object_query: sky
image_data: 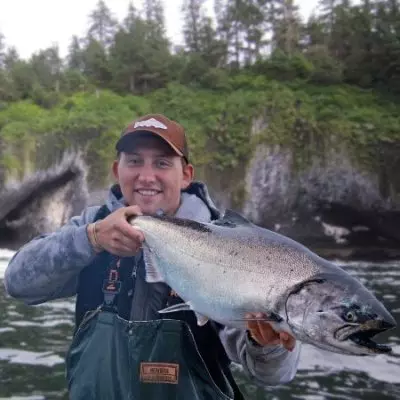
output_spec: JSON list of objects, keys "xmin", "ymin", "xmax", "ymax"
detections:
[{"xmin": 0, "ymin": 0, "xmax": 319, "ymax": 60}]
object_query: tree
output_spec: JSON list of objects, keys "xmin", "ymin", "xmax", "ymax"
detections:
[
  {"xmin": 3, "ymin": 46, "xmax": 19, "ymax": 71},
  {"xmin": 326, "ymin": 0, "xmax": 352, "ymax": 60},
  {"xmin": 142, "ymin": 0, "xmax": 166, "ymax": 38},
  {"xmin": 30, "ymin": 45, "xmax": 63, "ymax": 91},
  {"xmin": 318, "ymin": 0, "xmax": 341, "ymax": 40},
  {"xmin": 303, "ymin": 13, "xmax": 326, "ymax": 48},
  {"xmin": 123, "ymin": 1, "xmax": 137, "ymax": 30},
  {"xmin": 8, "ymin": 60, "xmax": 37, "ymax": 99},
  {"xmin": 67, "ymin": 35, "xmax": 84, "ymax": 71},
  {"xmin": 0, "ymin": 32, "xmax": 5, "ymax": 68},
  {"xmin": 273, "ymin": 0, "xmax": 302, "ymax": 55},
  {"xmin": 216, "ymin": 0, "xmax": 263, "ymax": 66},
  {"xmin": 182, "ymin": 0, "xmax": 206, "ymax": 53},
  {"xmin": 82, "ymin": 37, "xmax": 112, "ymax": 87},
  {"xmin": 109, "ymin": 1, "xmax": 172, "ymax": 94},
  {"xmin": 370, "ymin": 0, "xmax": 400, "ymax": 91},
  {"xmin": 87, "ymin": 0, "xmax": 118, "ymax": 50}
]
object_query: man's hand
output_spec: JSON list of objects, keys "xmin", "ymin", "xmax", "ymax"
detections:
[
  {"xmin": 246, "ymin": 312, "xmax": 296, "ymax": 352},
  {"xmin": 89, "ymin": 206, "xmax": 145, "ymax": 257}
]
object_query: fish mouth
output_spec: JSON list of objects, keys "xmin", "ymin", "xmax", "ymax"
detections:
[
  {"xmin": 347, "ymin": 329, "xmax": 392, "ymax": 353},
  {"xmin": 336, "ymin": 321, "xmax": 395, "ymax": 354}
]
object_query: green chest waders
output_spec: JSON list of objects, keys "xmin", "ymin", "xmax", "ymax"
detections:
[{"xmin": 65, "ymin": 257, "xmax": 236, "ymax": 400}]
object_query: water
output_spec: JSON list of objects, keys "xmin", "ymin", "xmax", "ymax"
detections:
[{"xmin": 1, "ymin": 251, "xmax": 399, "ymax": 400}]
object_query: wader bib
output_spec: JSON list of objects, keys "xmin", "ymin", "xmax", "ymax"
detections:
[{"xmin": 65, "ymin": 207, "xmax": 241, "ymax": 400}]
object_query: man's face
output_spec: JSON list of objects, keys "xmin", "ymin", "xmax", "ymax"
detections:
[{"xmin": 112, "ymin": 135, "xmax": 193, "ymax": 216}]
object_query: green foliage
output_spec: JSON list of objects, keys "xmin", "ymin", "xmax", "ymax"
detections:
[
  {"xmin": 305, "ymin": 45, "xmax": 344, "ymax": 84},
  {"xmin": 0, "ymin": 90, "xmax": 151, "ymax": 185},
  {"xmin": 253, "ymin": 50, "xmax": 315, "ymax": 81},
  {"xmin": 0, "ymin": 0, "xmax": 400, "ymax": 190},
  {"xmin": 0, "ymin": 73, "xmax": 399, "ymax": 189}
]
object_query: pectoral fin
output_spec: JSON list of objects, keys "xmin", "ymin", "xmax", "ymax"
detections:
[
  {"xmin": 230, "ymin": 311, "xmax": 284, "ymax": 323},
  {"xmin": 194, "ymin": 312, "xmax": 209, "ymax": 326},
  {"xmin": 158, "ymin": 302, "xmax": 209, "ymax": 326},
  {"xmin": 158, "ymin": 302, "xmax": 193, "ymax": 314}
]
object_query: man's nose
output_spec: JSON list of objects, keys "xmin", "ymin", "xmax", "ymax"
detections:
[{"xmin": 137, "ymin": 165, "xmax": 156, "ymax": 182}]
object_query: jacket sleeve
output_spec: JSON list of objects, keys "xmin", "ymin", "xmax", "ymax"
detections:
[
  {"xmin": 218, "ymin": 326, "xmax": 301, "ymax": 386},
  {"xmin": 3, "ymin": 206, "xmax": 101, "ymax": 305}
]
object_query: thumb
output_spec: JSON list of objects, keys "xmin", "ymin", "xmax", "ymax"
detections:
[{"xmin": 124, "ymin": 205, "xmax": 143, "ymax": 218}]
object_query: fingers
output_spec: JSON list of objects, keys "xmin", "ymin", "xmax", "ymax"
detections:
[
  {"xmin": 279, "ymin": 331, "xmax": 296, "ymax": 352},
  {"xmin": 117, "ymin": 220, "xmax": 145, "ymax": 243},
  {"xmin": 119, "ymin": 205, "xmax": 145, "ymax": 241},
  {"xmin": 111, "ymin": 222, "xmax": 144, "ymax": 256},
  {"xmin": 95, "ymin": 206, "xmax": 145, "ymax": 257},
  {"xmin": 246, "ymin": 312, "xmax": 296, "ymax": 351},
  {"xmin": 246, "ymin": 312, "xmax": 280, "ymax": 345},
  {"xmin": 124, "ymin": 205, "xmax": 143, "ymax": 219},
  {"xmin": 112, "ymin": 232, "xmax": 142, "ymax": 252}
]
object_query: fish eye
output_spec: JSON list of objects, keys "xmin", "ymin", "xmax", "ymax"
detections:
[{"xmin": 343, "ymin": 310, "xmax": 357, "ymax": 322}]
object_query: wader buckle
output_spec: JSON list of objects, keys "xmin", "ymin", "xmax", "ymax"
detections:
[{"xmin": 102, "ymin": 258, "xmax": 121, "ymax": 310}]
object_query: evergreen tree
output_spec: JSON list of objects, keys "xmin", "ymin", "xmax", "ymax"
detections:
[
  {"xmin": 30, "ymin": 45, "xmax": 63, "ymax": 91},
  {"xmin": 0, "ymin": 32, "xmax": 5, "ymax": 68},
  {"xmin": 182, "ymin": 0, "xmax": 207, "ymax": 53},
  {"xmin": 67, "ymin": 35, "xmax": 84, "ymax": 71},
  {"xmin": 88, "ymin": 0, "xmax": 118, "ymax": 49},
  {"xmin": 274, "ymin": 0, "xmax": 302, "ymax": 55},
  {"xmin": 143, "ymin": 0, "xmax": 166, "ymax": 38},
  {"xmin": 82, "ymin": 36, "xmax": 112, "ymax": 87}
]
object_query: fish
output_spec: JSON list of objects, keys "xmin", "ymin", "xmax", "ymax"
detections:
[{"xmin": 128, "ymin": 209, "xmax": 397, "ymax": 356}]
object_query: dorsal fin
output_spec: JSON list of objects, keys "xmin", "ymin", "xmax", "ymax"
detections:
[{"xmin": 223, "ymin": 209, "xmax": 252, "ymax": 225}]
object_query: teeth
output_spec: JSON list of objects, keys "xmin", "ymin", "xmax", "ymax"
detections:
[{"xmin": 137, "ymin": 190, "xmax": 159, "ymax": 196}]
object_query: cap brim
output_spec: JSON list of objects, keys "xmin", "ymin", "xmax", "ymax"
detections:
[{"xmin": 116, "ymin": 130, "xmax": 184, "ymax": 157}]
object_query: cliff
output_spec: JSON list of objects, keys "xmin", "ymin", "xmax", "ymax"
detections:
[{"xmin": 1, "ymin": 77, "xmax": 400, "ymax": 259}]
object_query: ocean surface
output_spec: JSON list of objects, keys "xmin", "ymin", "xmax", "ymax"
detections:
[{"xmin": 0, "ymin": 250, "xmax": 399, "ymax": 399}]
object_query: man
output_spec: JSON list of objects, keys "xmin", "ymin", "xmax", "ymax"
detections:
[{"xmin": 4, "ymin": 114, "xmax": 301, "ymax": 400}]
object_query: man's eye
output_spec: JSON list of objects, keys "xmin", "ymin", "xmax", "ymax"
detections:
[{"xmin": 157, "ymin": 160, "xmax": 170, "ymax": 168}]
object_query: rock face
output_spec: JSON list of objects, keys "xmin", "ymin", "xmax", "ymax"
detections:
[
  {"xmin": 238, "ymin": 144, "xmax": 400, "ymax": 260},
  {"xmin": 0, "ymin": 152, "xmax": 89, "ymax": 250},
  {"xmin": 1, "ymin": 126, "xmax": 399, "ymax": 261},
  {"xmin": 204, "ymin": 113, "xmax": 400, "ymax": 260}
]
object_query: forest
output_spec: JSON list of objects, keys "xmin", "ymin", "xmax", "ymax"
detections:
[{"xmin": 0, "ymin": 0, "xmax": 399, "ymax": 188}]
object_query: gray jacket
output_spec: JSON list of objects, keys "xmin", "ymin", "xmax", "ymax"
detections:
[{"xmin": 3, "ymin": 181, "xmax": 301, "ymax": 387}]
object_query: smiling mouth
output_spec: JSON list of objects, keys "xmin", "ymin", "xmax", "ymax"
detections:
[{"xmin": 135, "ymin": 189, "xmax": 162, "ymax": 197}]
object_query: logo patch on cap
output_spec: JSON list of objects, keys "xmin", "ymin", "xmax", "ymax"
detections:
[{"xmin": 134, "ymin": 118, "xmax": 168, "ymax": 130}]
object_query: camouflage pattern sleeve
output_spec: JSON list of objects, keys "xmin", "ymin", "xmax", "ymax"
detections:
[{"xmin": 3, "ymin": 206, "xmax": 101, "ymax": 305}]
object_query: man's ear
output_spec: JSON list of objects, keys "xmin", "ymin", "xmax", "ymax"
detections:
[
  {"xmin": 181, "ymin": 162, "xmax": 194, "ymax": 189},
  {"xmin": 112, "ymin": 159, "xmax": 119, "ymax": 181}
]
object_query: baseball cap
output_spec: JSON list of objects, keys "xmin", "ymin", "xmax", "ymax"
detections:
[{"xmin": 116, "ymin": 114, "xmax": 189, "ymax": 163}]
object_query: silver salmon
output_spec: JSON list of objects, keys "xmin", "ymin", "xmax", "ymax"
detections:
[{"xmin": 129, "ymin": 209, "xmax": 397, "ymax": 356}]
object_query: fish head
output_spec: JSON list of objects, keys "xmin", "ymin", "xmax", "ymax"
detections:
[{"xmin": 285, "ymin": 272, "xmax": 397, "ymax": 356}]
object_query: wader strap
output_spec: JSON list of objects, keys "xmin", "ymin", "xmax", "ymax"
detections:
[{"xmin": 101, "ymin": 257, "xmax": 122, "ymax": 313}]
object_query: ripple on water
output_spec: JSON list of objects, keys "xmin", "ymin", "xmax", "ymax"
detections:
[
  {"xmin": 0, "ymin": 397, "xmax": 46, "ymax": 400},
  {"xmin": 0, "ymin": 327, "xmax": 15, "ymax": 334},
  {"xmin": 9, "ymin": 319, "xmax": 73, "ymax": 328},
  {"xmin": 298, "ymin": 344, "xmax": 400, "ymax": 384},
  {"xmin": 0, "ymin": 349, "xmax": 64, "ymax": 367}
]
